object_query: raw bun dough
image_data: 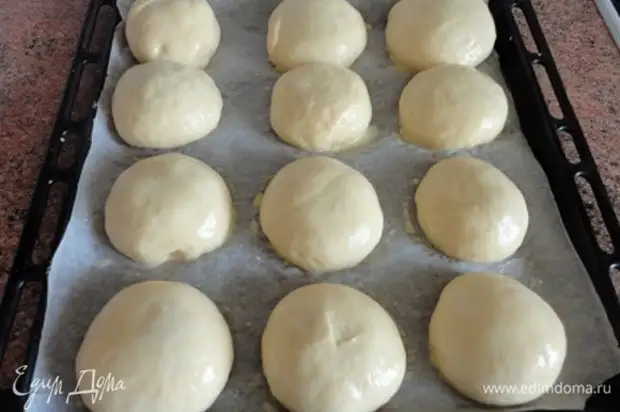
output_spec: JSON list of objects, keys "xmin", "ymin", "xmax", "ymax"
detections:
[
  {"xmin": 270, "ymin": 63, "xmax": 372, "ymax": 152},
  {"xmin": 415, "ymin": 157, "xmax": 528, "ymax": 262},
  {"xmin": 262, "ymin": 283, "xmax": 406, "ymax": 412},
  {"xmin": 386, "ymin": 0, "xmax": 496, "ymax": 72},
  {"xmin": 125, "ymin": 0, "xmax": 220, "ymax": 68},
  {"xmin": 429, "ymin": 272, "xmax": 567, "ymax": 406},
  {"xmin": 399, "ymin": 65, "xmax": 508, "ymax": 150},
  {"xmin": 267, "ymin": 0, "xmax": 367, "ymax": 71},
  {"xmin": 76, "ymin": 281, "xmax": 234, "ymax": 412},
  {"xmin": 112, "ymin": 61, "xmax": 222, "ymax": 149},
  {"xmin": 260, "ymin": 156, "xmax": 383, "ymax": 272},
  {"xmin": 105, "ymin": 153, "xmax": 234, "ymax": 266}
]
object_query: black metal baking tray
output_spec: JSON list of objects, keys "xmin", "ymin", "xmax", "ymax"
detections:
[{"xmin": 0, "ymin": 0, "xmax": 619, "ymax": 410}]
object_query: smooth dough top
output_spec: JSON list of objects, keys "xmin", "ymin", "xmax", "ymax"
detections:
[
  {"xmin": 111, "ymin": 61, "xmax": 222, "ymax": 149},
  {"xmin": 415, "ymin": 157, "xmax": 529, "ymax": 262},
  {"xmin": 429, "ymin": 272, "xmax": 567, "ymax": 406},
  {"xmin": 76, "ymin": 281, "xmax": 234, "ymax": 412},
  {"xmin": 259, "ymin": 156, "xmax": 383, "ymax": 272},
  {"xmin": 270, "ymin": 63, "xmax": 372, "ymax": 152},
  {"xmin": 267, "ymin": 0, "xmax": 367, "ymax": 71},
  {"xmin": 104, "ymin": 153, "xmax": 233, "ymax": 266},
  {"xmin": 399, "ymin": 64, "xmax": 508, "ymax": 150},
  {"xmin": 125, "ymin": 0, "xmax": 221, "ymax": 68},
  {"xmin": 262, "ymin": 283, "xmax": 406, "ymax": 412},
  {"xmin": 386, "ymin": 0, "xmax": 496, "ymax": 72}
]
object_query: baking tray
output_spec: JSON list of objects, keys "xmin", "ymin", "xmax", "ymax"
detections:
[{"xmin": 0, "ymin": 0, "xmax": 619, "ymax": 410}]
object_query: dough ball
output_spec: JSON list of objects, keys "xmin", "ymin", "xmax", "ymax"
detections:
[
  {"xmin": 112, "ymin": 61, "xmax": 222, "ymax": 149},
  {"xmin": 429, "ymin": 272, "xmax": 567, "ymax": 406},
  {"xmin": 270, "ymin": 63, "xmax": 372, "ymax": 152},
  {"xmin": 259, "ymin": 156, "xmax": 383, "ymax": 272},
  {"xmin": 415, "ymin": 157, "xmax": 528, "ymax": 262},
  {"xmin": 267, "ymin": 0, "xmax": 367, "ymax": 71},
  {"xmin": 125, "ymin": 0, "xmax": 220, "ymax": 68},
  {"xmin": 399, "ymin": 65, "xmax": 508, "ymax": 150},
  {"xmin": 262, "ymin": 283, "xmax": 406, "ymax": 412},
  {"xmin": 105, "ymin": 153, "xmax": 233, "ymax": 266},
  {"xmin": 386, "ymin": 0, "xmax": 496, "ymax": 72},
  {"xmin": 76, "ymin": 281, "xmax": 234, "ymax": 412}
]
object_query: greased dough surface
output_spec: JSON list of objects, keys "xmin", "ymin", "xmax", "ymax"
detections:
[
  {"xmin": 415, "ymin": 157, "xmax": 528, "ymax": 262},
  {"xmin": 111, "ymin": 61, "xmax": 222, "ymax": 149},
  {"xmin": 386, "ymin": 0, "xmax": 496, "ymax": 72},
  {"xmin": 270, "ymin": 63, "xmax": 372, "ymax": 152},
  {"xmin": 76, "ymin": 281, "xmax": 234, "ymax": 412},
  {"xmin": 267, "ymin": 0, "xmax": 367, "ymax": 71},
  {"xmin": 399, "ymin": 65, "xmax": 508, "ymax": 150},
  {"xmin": 125, "ymin": 0, "xmax": 221, "ymax": 68},
  {"xmin": 105, "ymin": 153, "xmax": 233, "ymax": 266},
  {"xmin": 262, "ymin": 283, "xmax": 406, "ymax": 412},
  {"xmin": 259, "ymin": 156, "xmax": 383, "ymax": 272},
  {"xmin": 429, "ymin": 272, "xmax": 567, "ymax": 406}
]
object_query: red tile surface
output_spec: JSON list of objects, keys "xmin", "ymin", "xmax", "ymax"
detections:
[{"xmin": 0, "ymin": 0, "xmax": 618, "ymax": 389}]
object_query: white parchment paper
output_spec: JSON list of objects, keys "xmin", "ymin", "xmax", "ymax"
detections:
[{"xmin": 23, "ymin": 0, "xmax": 620, "ymax": 410}]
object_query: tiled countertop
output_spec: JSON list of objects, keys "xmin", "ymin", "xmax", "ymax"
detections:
[{"xmin": 0, "ymin": 0, "xmax": 618, "ymax": 388}]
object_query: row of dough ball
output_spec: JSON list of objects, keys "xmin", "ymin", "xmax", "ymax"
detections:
[
  {"xmin": 113, "ymin": 0, "xmax": 504, "ymax": 152},
  {"xmin": 76, "ymin": 273, "xmax": 567, "ymax": 412},
  {"xmin": 123, "ymin": 0, "xmax": 495, "ymax": 72},
  {"xmin": 272, "ymin": 62, "xmax": 509, "ymax": 153},
  {"xmin": 111, "ymin": 60, "xmax": 508, "ymax": 152},
  {"xmin": 269, "ymin": 0, "xmax": 495, "ymax": 72},
  {"xmin": 105, "ymin": 153, "xmax": 528, "ymax": 269}
]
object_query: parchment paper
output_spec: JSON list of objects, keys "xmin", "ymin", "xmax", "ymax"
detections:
[{"xmin": 22, "ymin": 0, "xmax": 620, "ymax": 410}]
